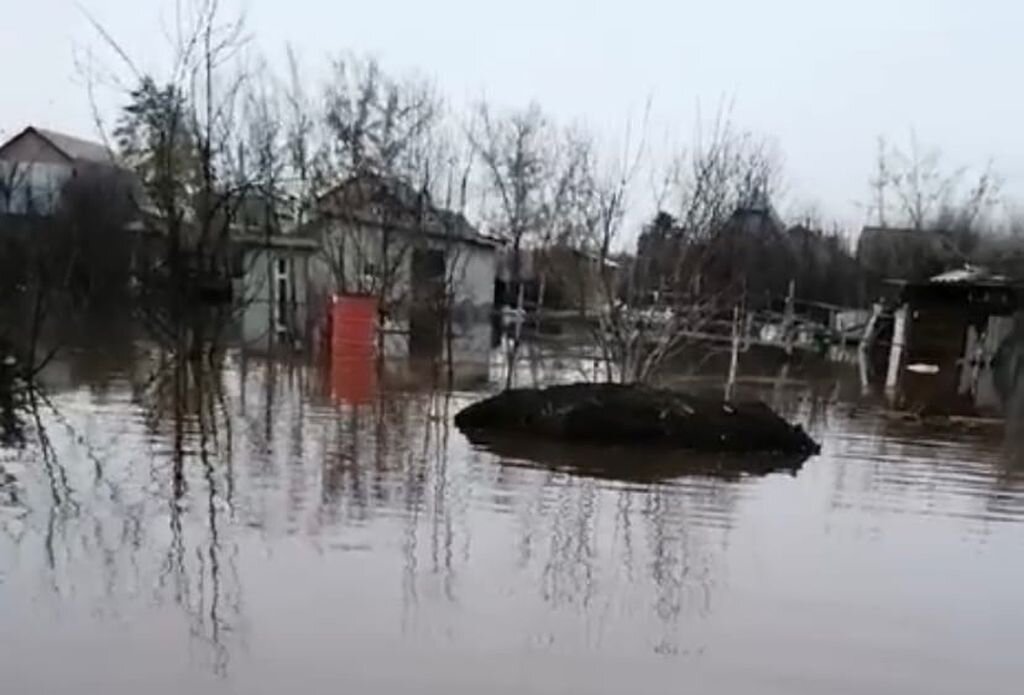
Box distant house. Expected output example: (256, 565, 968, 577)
(0, 126, 123, 216)
(634, 198, 867, 315)
(634, 199, 793, 306)
(702, 198, 791, 305)
(856, 226, 963, 291)
(310, 174, 500, 356)
(495, 245, 619, 316)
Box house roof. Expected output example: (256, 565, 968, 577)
(316, 173, 501, 249)
(0, 126, 114, 165)
(233, 233, 319, 251)
(857, 225, 965, 282)
(858, 226, 958, 250)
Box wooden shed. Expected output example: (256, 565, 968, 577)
(885, 267, 1023, 415)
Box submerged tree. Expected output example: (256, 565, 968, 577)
(86, 0, 264, 356)
(469, 101, 587, 385)
(562, 110, 786, 383)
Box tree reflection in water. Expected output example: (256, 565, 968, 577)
(0, 347, 243, 675)
(4, 340, 1024, 689)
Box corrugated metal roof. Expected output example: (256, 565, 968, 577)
(929, 265, 1009, 285)
(33, 128, 114, 164)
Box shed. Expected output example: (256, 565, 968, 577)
(885, 266, 1023, 415)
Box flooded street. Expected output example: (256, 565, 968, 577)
(2, 350, 1024, 694)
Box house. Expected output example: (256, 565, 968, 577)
(636, 198, 846, 309)
(856, 226, 963, 294)
(234, 233, 321, 352)
(634, 198, 792, 306)
(0, 126, 123, 216)
(310, 174, 500, 357)
(701, 197, 791, 305)
(883, 265, 1024, 415)
(0, 127, 141, 298)
(495, 245, 620, 317)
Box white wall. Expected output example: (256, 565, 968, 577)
(448, 243, 496, 314)
(0, 160, 71, 215)
(239, 246, 316, 351)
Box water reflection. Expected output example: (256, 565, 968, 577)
(1, 343, 1024, 693)
(467, 433, 809, 481)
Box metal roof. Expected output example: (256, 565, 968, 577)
(34, 128, 114, 164)
(0, 127, 114, 164)
(929, 265, 1011, 285)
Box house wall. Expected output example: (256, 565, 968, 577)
(317, 221, 495, 311)
(313, 221, 497, 358)
(0, 131, 74, 215)
(0, 131, 71, 165)
(0, 160, 72, 215)
(239, 246, 315, 351)
(447, 243, 497, 316)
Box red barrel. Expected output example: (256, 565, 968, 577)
(329, 295, 378, 405)
(331, 294, 378, 351)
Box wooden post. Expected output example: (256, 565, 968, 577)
(726, 304, 741, 400)
(514, 282, 526, 341)
(858, 302, 883, 394)
(885, 303, 909, 395)
(783, 279, 796, 356)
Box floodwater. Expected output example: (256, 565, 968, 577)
(2, 346, 1024, 694)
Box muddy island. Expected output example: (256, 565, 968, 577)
(455, 383, 820, 456)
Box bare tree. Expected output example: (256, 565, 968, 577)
(282, 45, 324, 229)
(566, 111, 783, 383)
(0, 159, 35, 215)
(871, 132, 1000, 235)
(322, 54, 440, 180)
(86, 0, 259, 357)
(312, 54, 446, 355)
(470, 101, 586, 386)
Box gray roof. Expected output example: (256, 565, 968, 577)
(317, 173, 501, 249)
(33, 128, 114, 164)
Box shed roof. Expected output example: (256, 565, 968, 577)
(929, 265, 1009, 285)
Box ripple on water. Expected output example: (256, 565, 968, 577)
(4, 359, 1024, 693)
(822, 419, 1024, 526)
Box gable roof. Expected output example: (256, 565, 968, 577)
(0, 126, 114, 165)
(316, 173, 501, 249)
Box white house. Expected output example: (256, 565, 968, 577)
(312, 174, 500, 358)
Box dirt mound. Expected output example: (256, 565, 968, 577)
(455, 383, 820, 456)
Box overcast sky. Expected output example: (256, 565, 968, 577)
(4, 0, 1023, 230)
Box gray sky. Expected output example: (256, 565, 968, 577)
(4, 0, 1023, 230)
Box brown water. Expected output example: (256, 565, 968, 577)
(2, 349, 1024, 694)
